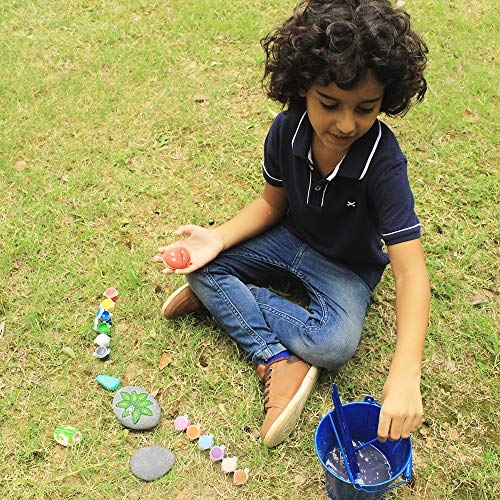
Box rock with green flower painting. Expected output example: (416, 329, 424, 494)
(54, 425, 82, 446)
(112, 386, 161, 430)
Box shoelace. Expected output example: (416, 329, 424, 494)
(262, 366, 274, 413)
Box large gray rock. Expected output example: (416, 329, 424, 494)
(129, 446, 175, 481)
(112, 386, 161, 430)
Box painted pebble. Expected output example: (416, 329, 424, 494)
(221, 456, 238, 474)
(112, 386, 161, 430)
(233, 467, 250, 486)
(198, 433, 214, 450)
(209, 444, 226, 461)
(129, 446, 175, 481)
(174, 414, 191, 431)
(96, 374, 121, 391)
(162, 247, 191, 270)
(54, 425, 82, 447)
(186, 423, 202, 440)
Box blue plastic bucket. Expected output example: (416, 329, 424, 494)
(315, 396, 413, 499)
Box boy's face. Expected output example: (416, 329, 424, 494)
(300, 72, 384, 161)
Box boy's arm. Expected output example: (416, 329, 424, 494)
(377, 238, 430, 441)
(215, 182, 288, 250)
(155, 182, 288, 274)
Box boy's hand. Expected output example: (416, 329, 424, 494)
(377, 371, 424, 442)
(153, 225, 224, 275)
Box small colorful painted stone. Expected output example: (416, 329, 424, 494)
(54, 425, 82, 447)
(101, 298, 115, 313)
(233, 467, 250, 486)
(94, 333, 111, 347)
(93, 345, 110, 360)
(174, 414, 191, 431)
(103, 287, 119, 301)
(186, 423, 202, 440)
(112, 386, 161, 430)
(198, 434, 214, 450)
(96, 374, 121, 391)
(162, 247, 191, 270)
(209, 444, 226, 461)
(221, 456, 238, 474)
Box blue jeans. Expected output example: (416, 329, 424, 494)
(186, 225, 371, 371)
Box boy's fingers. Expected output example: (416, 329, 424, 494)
(173, 224, 197, 236)
(401, 418, 414, 439)
(377, 412, 391, 443)
(389, 417, 405, 441)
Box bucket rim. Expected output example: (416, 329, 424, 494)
(314, 401, 413, 489)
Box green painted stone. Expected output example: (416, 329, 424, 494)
(54, 425, 82, 446)
(96, 374, 121, 391)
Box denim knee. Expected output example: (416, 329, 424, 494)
(297, 321, 362, 371)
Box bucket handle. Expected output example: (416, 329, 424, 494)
(363, 395, 381, 406)
(353, 478, 410, 494)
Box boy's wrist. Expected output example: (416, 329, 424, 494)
(211, 227, 228, 252)
(388, 358, 422, 380)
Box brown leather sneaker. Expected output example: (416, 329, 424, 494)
(161, 283, 201, 319)
(258, 355, 320, 448)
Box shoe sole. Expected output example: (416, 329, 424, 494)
(262, 365, 320, 448)
(161, 283, 192, 319)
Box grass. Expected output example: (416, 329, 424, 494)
(0, 0, 498, 498)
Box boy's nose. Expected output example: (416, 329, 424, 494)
(336, 113, 356, 135)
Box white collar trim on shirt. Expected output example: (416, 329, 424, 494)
(292, 111, 382, 181)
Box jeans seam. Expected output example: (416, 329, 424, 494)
(257, 302, 308, 329)
(202, 267, 274, 357)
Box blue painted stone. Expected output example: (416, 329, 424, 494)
(96, 374, 121, 391)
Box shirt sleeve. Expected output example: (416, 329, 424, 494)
(262, 118, 283, 187)
(370, 158, 421, 246)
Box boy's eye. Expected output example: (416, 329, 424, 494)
(358, 107, 375, 114)
(320, 102, 339, 110)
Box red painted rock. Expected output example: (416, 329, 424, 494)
(162, 247, 191, 269)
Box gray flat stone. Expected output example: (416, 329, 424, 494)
(112, 386, 161, 430)
(130, 446, 175, 481)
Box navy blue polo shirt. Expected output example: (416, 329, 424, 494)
(262, 111, 421, 290)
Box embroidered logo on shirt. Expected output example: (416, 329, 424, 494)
(347, 201, 356, 208)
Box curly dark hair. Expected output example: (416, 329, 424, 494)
(261, 0, 428, 116)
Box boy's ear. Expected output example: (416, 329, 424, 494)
(298, 88, 307, 97)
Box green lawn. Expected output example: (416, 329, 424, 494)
(0, 1, 498, 498)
